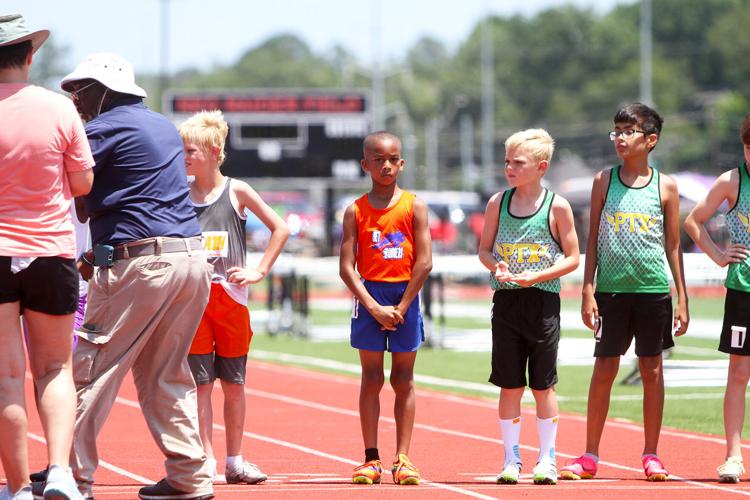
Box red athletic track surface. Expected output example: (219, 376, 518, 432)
(3, 360, 750, 499)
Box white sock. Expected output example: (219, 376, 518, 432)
(226, 455, 243, 470)
(536, 416, 558, 464)
(500, 417, 522, 466)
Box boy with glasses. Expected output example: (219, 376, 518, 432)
(560, 103, 689, 482)
(684, 114, 750, 483)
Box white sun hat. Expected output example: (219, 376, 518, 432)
(0, 14, 49, 52)
(60, 52, 147, 98)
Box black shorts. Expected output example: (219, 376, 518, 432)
(0, 256, 78, 315)
(719, 288, 750, 355)
(593, 292, 673, 357)
(188, 353, 247, 385)
(489, 288, 560, 390)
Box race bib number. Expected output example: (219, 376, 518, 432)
(202, 231, 229, 258)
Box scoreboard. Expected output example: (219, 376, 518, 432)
(164, 89, 371, 179)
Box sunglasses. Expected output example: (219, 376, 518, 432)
(68, 81, 98, 100)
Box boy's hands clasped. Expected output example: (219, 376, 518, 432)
(371, 304, 404, 331)
(495, 261, 540, 288)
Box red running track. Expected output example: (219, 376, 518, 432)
(3, 360, 750, 499)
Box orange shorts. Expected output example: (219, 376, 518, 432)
(189, 283, 253, 357)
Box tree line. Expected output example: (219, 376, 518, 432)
(33, 0, 750, 190)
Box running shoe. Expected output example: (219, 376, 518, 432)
(352, 459, 383, 484)
(718, 456, 744, 484)
(496, 462, 521, 485)
(532, 461, 557, 485)
(391, 454, 420, 485)
(225, 461, 267, 484)
(642, 455, 669, 482)
(29, 468, 49, 484)
(137, 479, 213, 499)
(0, 486, 32, 500)
(559, 455, 597, 480)
(43, 465, 83, 500)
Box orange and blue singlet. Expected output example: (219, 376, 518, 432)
(354, 191, 415, 282)
(350, 191, 423, 352)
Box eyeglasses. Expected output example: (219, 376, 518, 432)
(609, 129, 646, 141)
(68, 81, 98, 100)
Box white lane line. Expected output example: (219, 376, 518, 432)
(252, 358, 750, 450)
(27, 432, 154, 485)
(211, 421, 498, 500)
(238, 384, 750, 497)
(115, 393, 499, 499)
(22, 374, 154, 486)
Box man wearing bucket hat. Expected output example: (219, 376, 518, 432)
(44, 53, 214, 500)
(0, 13, 94, 500)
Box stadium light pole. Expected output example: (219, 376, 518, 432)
(371, 0, 386, 130)
(460, 113, 477, 191)
(640, 0, 653, 106)
(480, 9, 495, 190)
(158, 0, 171, 110)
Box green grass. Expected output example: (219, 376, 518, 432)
(251, 331, 747, 438)
(255, 294, 725, 331)
(561, 295, 723, 318)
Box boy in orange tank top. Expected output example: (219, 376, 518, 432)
(340, 131, 433, 486)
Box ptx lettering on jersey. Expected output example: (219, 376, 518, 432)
(494, 241, 549, 263)
(737, 213, 750, 232)
(604, 212, 658, 233)
(372, 231, 406, 260)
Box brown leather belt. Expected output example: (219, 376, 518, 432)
(113, 237, 203, 260)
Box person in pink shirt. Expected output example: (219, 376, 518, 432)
(0, 14, 94, 500)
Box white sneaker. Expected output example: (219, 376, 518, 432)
(225, 461, 267, 484)
(1, 486, 32, 500)
(532, 461, 558, 485)
(496, 462, 521, 484)
(0, 485, 34, 500)
(718, 456, 745, 484)
(42, 465, 83, 500)
(14, 487, 32, 500)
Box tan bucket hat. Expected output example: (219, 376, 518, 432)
(0, 14, 49, 52)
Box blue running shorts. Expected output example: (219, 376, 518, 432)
(350, 280, 424, 352)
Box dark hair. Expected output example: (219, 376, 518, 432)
(363, 130, 402, 156)
(613, 102, 664, 136)
(0, 40, 32, 70)
(741, 114, 750, 146)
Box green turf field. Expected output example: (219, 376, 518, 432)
(250, 292, 743, 438)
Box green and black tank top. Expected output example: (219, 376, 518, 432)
(725, 163, 750, 292)
(595, 165, 669, 293)
(490, 188, 563, 293)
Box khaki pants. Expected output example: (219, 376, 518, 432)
(71, 245, 212, 496)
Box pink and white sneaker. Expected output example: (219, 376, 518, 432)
(559, 455, 597, 480)
(642, 455, 669, 481)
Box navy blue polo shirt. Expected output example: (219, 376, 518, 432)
(83, 96, 201, 246)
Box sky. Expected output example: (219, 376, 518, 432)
(6, 0, 629, 75)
